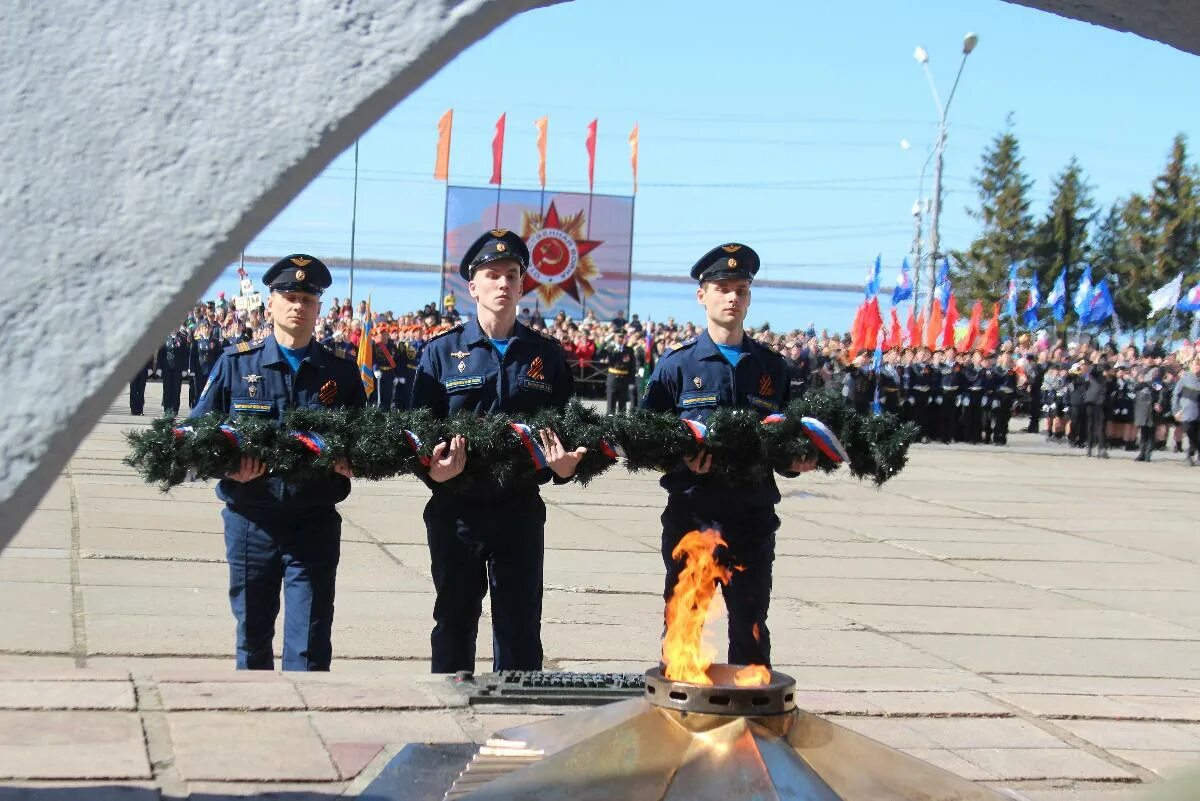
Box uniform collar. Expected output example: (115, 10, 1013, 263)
(464, 317, 527, 348)
(261, 335, 320, 367)
(695, 330, 752, 361)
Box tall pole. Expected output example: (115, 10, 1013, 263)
(927, 122, 946, 316)
(910, 200, 924, 307)
(349, 139, 359, 304)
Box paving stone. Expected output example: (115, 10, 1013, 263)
(824, 605, 1197, 640)
(307, 710, 467, 744)
(0, 680, 134, 710)
(900, 748, 998, 781)
(995, 693, 1148, 720)
(1109, 749, 1200, 777)
(325, 741, 385, 780)
(167, 712, 337, 781)
(290, 678, 443, 710)
(0, 711, 150, 779)
(902, 717, 1072, 750)
(959, 747, 1137, 781)
(861, 690, 1009, 717)
(158, 681, 304, 710)
(0, 781, 160, 800)
(1055, 720, 1200, 751)
(182, 781, 348, 798)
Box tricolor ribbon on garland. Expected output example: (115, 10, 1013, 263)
(681, 413, 847, 465)
(403, 430, 430, 468)
(510, 423, 549, 469)
(172, 425, 194, 441)
(290, 431, 328, 456)
(218, 424, 243, 447)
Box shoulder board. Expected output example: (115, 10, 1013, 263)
(426, 324, 464, 344)
(223, 341, 263, 356)
(746, 337, 783, 360)
(665, 337, 696, 354)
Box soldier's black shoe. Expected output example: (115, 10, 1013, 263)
(1175, 442, 1184, 453)
(1134, 454, 1146, 462)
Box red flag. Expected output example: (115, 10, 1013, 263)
(433, 109, 453, 181)
(585, 118, 598, 192)
(926, 303, 942, 351)
(848, 302, 866, 358)
(534, 116, 548, 188)
(628, 123, 639, 194)
(862, 298, 884, 353)
(982, 303, 1001, 354)
(885, 308, 902, 349)
(942, 293, 959, 349)
(489, 112, 506, 185)
(964, 300, 984, 351)
(907, 309, 922, 347)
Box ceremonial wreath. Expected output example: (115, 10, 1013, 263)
(125, 393, 918, 493)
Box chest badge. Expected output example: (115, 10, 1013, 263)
(457, 361, 466, 373)
(318, 380, 338, 406)
(693, 376, 702, 389)
(758, 374, 774, 396)
(450, 351, 469, 359)
(528, 356, 546, 381)
(244, 373, 261, 398)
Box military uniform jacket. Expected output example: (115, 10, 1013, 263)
(189, 335, 224, 376)
(189, 335, 368, 512)
(158, 332, 190, 373)
(989, 368, 1018, 409)
(602, 344, 636, 378)
(640, 331, 792, 506)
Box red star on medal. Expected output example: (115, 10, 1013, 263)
(520, 201, 602, 304)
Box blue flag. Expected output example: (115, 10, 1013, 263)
(1179, 283, 1200, 313)
(1048, 270, 1067, 322)
(1072, 263, 1094, 318)
(1083, 277, 1114, 325)
(871, 336, 883, 415)
(865, 255, 882, 298)
(892, 258, 913, 304)
(1022, 273, 1040, 328)
(934, 258, 951, 312)
(1005, 263, 1019, 320)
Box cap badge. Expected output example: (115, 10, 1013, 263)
(290, 257, 312, 267)
(721, 244, 742, 253)
(294, 270, 306, 281)
(496, 243, 507, 252)
(693, 376, 702, 388)
(727, 258, 737, 268)
(491, 229, 509, 237)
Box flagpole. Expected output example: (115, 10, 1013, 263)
(349, 138, 359, 305)
(439, 184, 450, 315)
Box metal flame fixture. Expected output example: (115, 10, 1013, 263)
(444, 665, 1007, 800)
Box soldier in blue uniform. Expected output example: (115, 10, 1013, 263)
(640, 244, 816, 668)
(189, 255, 367, 671)
(410, 230, 583, 674)
(189, 322, 225, 409)
(157, 326, 191, 416)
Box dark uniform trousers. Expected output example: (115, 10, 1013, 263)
(410, 319, 574, 673)
(190, 335, 367, 671)
(641, 331, 794, 668)
(129, 358, 153, 415)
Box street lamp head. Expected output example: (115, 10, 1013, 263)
(962, 32, 978, 54)
(913, 45, 929, 64)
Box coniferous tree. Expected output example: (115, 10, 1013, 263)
(1030, 157, 1095, 329)
(1096, 196, 1155, 329)
(956, 115, 1035, 304)
(1148, 134, 1200, 335)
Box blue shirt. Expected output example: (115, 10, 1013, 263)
(279, 343, 307, 373)
(715, 341, 746, 367)
(490, 337, 513, 358)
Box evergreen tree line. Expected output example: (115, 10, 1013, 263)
(949, 114, 1198, 337)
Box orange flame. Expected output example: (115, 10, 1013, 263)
(733, 664, 771, 686)
(662, 530, 731, 685)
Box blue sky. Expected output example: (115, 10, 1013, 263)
(245, 0, 1200, 292)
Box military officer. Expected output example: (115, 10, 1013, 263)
(640, 244, 816, 668)
(157, 325, 191, 416)
(189, 255, 367, 671)
(906, 348, 934, 442)
(936, 349, 962, 443)
(129, 355, 155, 416)
(189, 323, 225, 409)
(989, 353, 1018, 445)
(410, 229, 581, 674)
(600, 334, 637, 415)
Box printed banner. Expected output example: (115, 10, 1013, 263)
(442, 186, 634, 321)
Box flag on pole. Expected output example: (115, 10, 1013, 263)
(1049, 269, 1067, 321)
(1177, 282, 1200, 312)
(1148, 272, 1184, 317)
(356, 296, 375, 397)
(903, 308, 915, 346)
(1005, 263, 1019, 319)
(942, 293, 959, 348)
(1072, 263, 1094, 318)
(983, 302, 1001, 354)
(934, 258, 951, 312)
(433, 109, 453, 181)
(585, 118, 598, 192)
(886, 308, 903, 349)
(871, 332, 884, 415)
(892, 257, 913, 304)
(1023, 275, 1041, 329)
(965, 300, 984, 350)
(925, 303, 942, 351)
(534, 116, 548, 188)
(864, 255, 882, 298)
(1084, 277, 1114, 325)
(629, 123, 639, 194)
(489, 113, 506, 185)
(910, 310, 924, 347)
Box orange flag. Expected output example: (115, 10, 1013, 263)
(982, 303, 1001, 353)
(862, 298, 884, 353)
(433, 109, 453, 181)
(942, 293, 959, 349)
(629, 123, 639, 193)
(886, 308, 902, 349)
(848, 302, 866, 358)
(909, 310, 924, 348)
(964, 300, 984, 351)
(585, 118, 598, 192)
(534, 116, 548, 188)
(489, 113, 506, 185)
(926, 303, 942, 351)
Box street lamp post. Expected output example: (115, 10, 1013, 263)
(900, 138, 936, 308)
(914, 32, 978, 315)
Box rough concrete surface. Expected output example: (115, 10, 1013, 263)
(0, 386, 1196, 798)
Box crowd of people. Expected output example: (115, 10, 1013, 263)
(134, 291, 1200, 466)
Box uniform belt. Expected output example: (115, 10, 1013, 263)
(608, 369, 630, 376)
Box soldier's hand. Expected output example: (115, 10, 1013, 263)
(428, 435, 466, 483)
(226, 456, 267, 483)
(539, 429, 587, 479)
(683, 449, 712, 474)
(332, 458, 354, 479)
(789, 456, 818, 474)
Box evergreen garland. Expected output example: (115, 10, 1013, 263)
(124, 393, 918, 493)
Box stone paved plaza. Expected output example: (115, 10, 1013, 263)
(1, 383, 1198, 799)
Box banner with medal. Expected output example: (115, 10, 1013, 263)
(441, 186, 635, 321)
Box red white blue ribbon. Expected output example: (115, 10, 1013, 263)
(218, 424, 243, 448)
(510, 423, 549, 469)
(171, 425, 194, 441)
(599, 439, 624, 460)
(681, 418, 709, 441)
(800, 416, 849, 464)
(290, 431, 328, 456)
(403, 430, 430, 468)
(761, 413, 787, 425)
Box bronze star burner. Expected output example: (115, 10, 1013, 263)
(442, 664, 1007, 801)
